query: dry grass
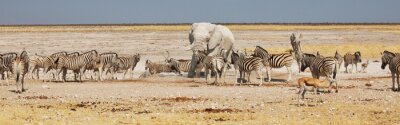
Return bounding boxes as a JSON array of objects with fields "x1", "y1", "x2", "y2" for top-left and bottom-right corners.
[
  {"x1": 244, "y1": 44, "x2": 400, "y2": 58},
  {"x1": 1, "y1": 24, "x2": 400, "y2": 33}
]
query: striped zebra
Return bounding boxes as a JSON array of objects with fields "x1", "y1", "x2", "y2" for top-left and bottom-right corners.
[
  {"x1": 0, "y1": 58, "x2": 6, "y2": 86},
  {"x1": 114, "y1": 53, "x2": 141, "y2": 79},
  {"x1": 29, "y1": 54, "x2": 47, "y2": 79},
  {"x1": 201, "y1": 49, "x2": 228, "y2": 85},
  {"x1": 380, "y1": 50, "x2": 400, "y2": 91},
  {"x1": 12, "y1": 51, "x2": 29, "y2": 93},
  {"x1": 0, "y1": 52, "x2": 18, "y2": 85},
  {"x1": 290, "y1": 33, "x2": 303, "y2": 73},
  {"x1": 252, "y1": 46, "x2": 293, "y2": 82},
  {"x1": 232, "y1": 51, "x2": 268, "y2": 86},
  {"x1": 98, "y1": 53, "x2": 119, "y2": 81},
  {"x1": 145, "y1": 60, "x2": 178, "y2": 75},
  {"x1": 167, "y1": 59, "x2": 191, "y2": 75},
  {"x1": 67, "y1": 52, "x2": 80, "y2": 57},
  {"x1": 334, "y1": 51, "x2": 343, "y2": 70},
  {"x1": 300, "y1": 54, "x2": 339, "y2": 93},
  {"x1": 55, "y1": 50, "x2": 99, "y2": 82},
  {"x1": 343, "y1": 51, "x2": 362, "y2": 73}
]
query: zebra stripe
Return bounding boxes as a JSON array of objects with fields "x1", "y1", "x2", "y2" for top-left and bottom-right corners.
[
  {"x1": 98, "y1": 52, "x2": 118, "y2": 80},
  {"x1": 55, "y1": 50, "x2": 98, "y2": 82},
  {"x1": 145, "y1": 60, "x2": 178, "y2": 75},
  {"x1": 252, "y1": 46, "x2": 293, "y2": 81},
  {"x1": 12, "y1": 50, "x2": 29, "y2": 93},
  {"x1": 232, "y1": 51, "x2": 267, "y2": 86},
  {"x1": 115, "y1": 54, "x2": 141, "y2": 79},
  {"x1": 168, "y1": 59, "x2": 191, "y2": 75},
  {"x1": 381, "y1": 50, "x2": 400, "y2": 91},
  {"x1": 334, "y1": 51, "x2": 343, "y2": 70},
  {"x1": 343, "y1": 51, "x2": 362, "y2": 73},
  {"x1": 301, "y1": 54, "x2": 339, "y2": 93}
]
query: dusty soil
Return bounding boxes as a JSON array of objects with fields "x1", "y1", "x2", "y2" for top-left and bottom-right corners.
[{"x1": 0, "y1": 30, "x2": 400, "y2": 124}]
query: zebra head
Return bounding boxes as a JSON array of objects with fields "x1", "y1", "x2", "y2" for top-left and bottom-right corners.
[
  {"x1": 134, "y1": 53, "x2": 141, "y2": 63},
  {"x1": 381, "y1": 51, "x2": 395, "y2": 69},
  {"x1": 354, "y1": 51, "x2": 362, "y2": 63},
  {"x1": 290, "y1": 33, "x2": 302, "y2": 53}
]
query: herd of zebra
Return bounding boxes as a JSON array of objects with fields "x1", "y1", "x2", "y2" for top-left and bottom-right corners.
[
  {"x1": 144, "y1": 33, "x2": 400, "y2": 93},
  {"x1": 1, "y1": 33, "x2": 400, "y2": 94},
  {"x1": 0, "y1": 50, "x2": 141, "y2": 93}
]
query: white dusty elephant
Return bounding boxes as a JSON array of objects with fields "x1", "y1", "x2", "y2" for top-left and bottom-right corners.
[{"x1": 187, "y1": 22, "x2": 235, "y2": 78}]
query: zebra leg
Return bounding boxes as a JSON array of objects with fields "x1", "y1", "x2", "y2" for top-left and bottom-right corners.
[
  {"x1": 214, "y1": 70, "x2": 219, "y2": 86},
  {"x1": 267, "y1": 68, "x2": 272, "y2": 82},
  {"x1": 5, "y1": 72, "x2": 9, "y2": 86},
  {"x1": 257, "y1": 69, "x2": 264, "y2": 86},
  {"x1": 247, "y1": 72, "x2": 251, "y2": 84},
  {"x1": 286, "y1": 66, "x2": 292, "y2": 82},
  {"x1": 397, "y1": 74, "x2": 400, "y2": 91},
  {"x1": 205, "y1": 69, "x2": 210, "y2": 84},
  {"x1": 62, "y1": 69, "x2": 67, "y2": 82},
  {"x1": 221, "y1": 64, "x2": 227, "y2": 84},
  {"x1": 15, "y1": 74, "x2": 20, "y2": 93},
  {"x1": 21, "y1": 75, "x2": 25, "y2": 92},
  {"x1": 234, "y1": 69, "x2": 239, "y2": 86},
  {"x1": 392, "y1": 73, "x2": 396, "y2": 91},
  {"x1": 123, "y1": 70, "x2": 128, "y2": 79},
  {"x1": 355, "y1": 64, "x2": 358, "y2": 73}
]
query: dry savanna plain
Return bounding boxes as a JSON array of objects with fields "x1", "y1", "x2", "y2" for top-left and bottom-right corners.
[{"x1": 1, "y1": 24, "x2": 400, "y2": 124}]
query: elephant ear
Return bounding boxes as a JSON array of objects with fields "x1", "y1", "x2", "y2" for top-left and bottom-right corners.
[{"x1": 207, "y1": 31, "x2": 223, "y2": 50}]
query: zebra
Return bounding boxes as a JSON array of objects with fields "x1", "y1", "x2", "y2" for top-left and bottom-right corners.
[
  {"x1": 252, "y1": 46, "x2": 293, "y2": 82},
  {"x1": 41, "y1": 52, "x2": 69, "y2": 81},
  {"x1": 232, "y1": 51, "x2": 268, "y2": 86},
  {"x1": 114, "y1": 53, "x2": 141, "y2": 79},
  {"x1": 29, "y1": 54, "x2": 47, "y2": 79},
  {"x1": 167, "y1": 59, "x2": 191, "y2": 75},
  {"x1": 0, "y1": 52, "x2": 18, "y2": 85},
  {"x1": 0, "y1": 58, "x2": 6, "y2": 86},
  {"x1": 334, "y1": 51, "x2": 343, "y2": 70},
  {"x1": 290, "y1": 33, "x2": 303, "y2": 73},
  {"x1": 97, "y1": 52, "x2": 119, "y2": 81},
  {"x1": 12, "y1": 51, "x2": 29, "y2": 93},
  {"x1": 300, "y1": 54, "x2": 339, "y2": 93},
  {"x1": 380, "y1": 50, "x2": 400, "y2": 91},
  {"x1": 201, "y1": 49, "x2": 228, "y2": 85},
  {"x1": 67, "y1": 52, "x2": 80, "y2": 57},
  {"x1": 55, "y1": 50, "x2": 99, "y2": 82},
  {"x1": 145, "y1": 60, "x2": 178, "y2": 75},
  {"x1": 343, "y1": 51, "x2": 362, "y2": 73}
]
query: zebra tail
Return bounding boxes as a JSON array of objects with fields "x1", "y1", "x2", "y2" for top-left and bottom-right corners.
[{"x1": 333, "y1": 60, "x2": 339, "y2": 80}]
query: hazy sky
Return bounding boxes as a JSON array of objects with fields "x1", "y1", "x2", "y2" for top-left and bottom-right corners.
[{"x1": 1, "y1": 0, "x2": 399, "y2": 24}]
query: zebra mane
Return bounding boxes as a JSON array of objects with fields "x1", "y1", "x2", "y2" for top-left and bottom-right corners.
[
  {"x1": 67, "y1": 52, "x2": 80, "y2": 56},
  {"x1": 255, "y1": 46, "x2": 269, "y2": 54},
  {"x1": 52, "y1": 51, "x2": 67, "y2": 55},
  {"x1": 384, "y1": 50, "x2": 395, "y2": 57},
  {"x1": 82, "y1": 50, "x2": 98, "y2": 55},
  {"x1": 35, "y1": 53, "x2": 47, "y2": 58},
  {"x1": 100, "y1": 52, "x2": 118, "y2": 57},
  {"x1": 1, "y1": 52, "x2": 18, "y2": 56},
  {"x1": 303, "y1": 53, "x2": 317, "y2": 58}
]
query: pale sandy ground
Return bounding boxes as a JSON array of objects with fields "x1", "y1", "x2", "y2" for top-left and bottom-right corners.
[{"x1": 0, "y1": 30, "x2": 400, "y2": 124}]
